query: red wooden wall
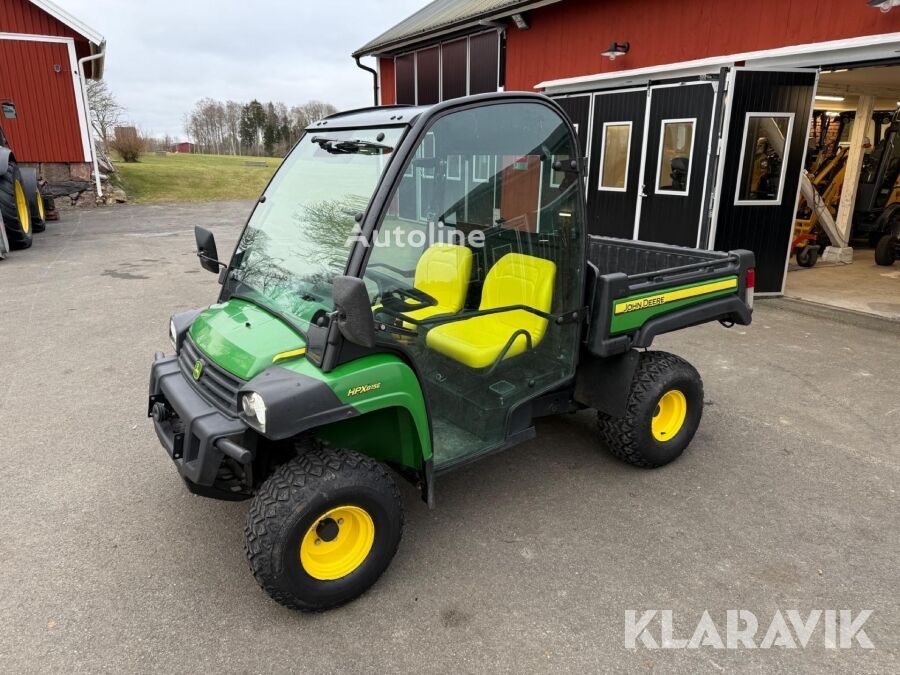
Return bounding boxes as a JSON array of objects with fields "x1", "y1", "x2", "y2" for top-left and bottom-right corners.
[
  {"x1": 379, "y1": 58, "x2": 396, "y2": 105},
  {"x1": 0, "y1": 0, "x2": 93, "y2": 64},
  {"x1": 506, "y1": 0, "x2": 900, "y2": 92},
  {"x1": 0, "y1": 0, "x2": 94, "y2": 163},
  {"x1": 0, "y1": 39, "x2": 85, "y2": 162}
]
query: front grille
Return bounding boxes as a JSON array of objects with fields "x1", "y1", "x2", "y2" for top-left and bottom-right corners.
[{"x1": 178, "y1": 336, "x2": 244, "y2": 414}]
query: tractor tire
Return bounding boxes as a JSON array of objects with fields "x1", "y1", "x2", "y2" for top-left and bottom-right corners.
[
  {"x1": 19, "y1": 167, "x2": 46, "y2": 233},
  {"x1": 597, "y1": 351, "x2": 704, "y2": 468},
  {"x1": 796, "y1": 245, "x2": 819, "y2": 268},
  {"x1": 244, "y1": 443, "x2": 403, "y2": 612},
  {"x1": 0, "y1": 161, "x2": 33, "y2": 249},
  {"x1": 874, "y1": 235, "x2": 897, "y2": 267}
]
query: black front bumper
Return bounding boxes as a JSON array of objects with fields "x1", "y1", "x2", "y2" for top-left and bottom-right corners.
[{"x1": 148, "y1": 354, "x2": 249, "y2": 497}]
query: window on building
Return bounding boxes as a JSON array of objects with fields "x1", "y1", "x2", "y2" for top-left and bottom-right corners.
[
  {"x1": 735, "y1": 113, "x2": 794, "y2": 204},
  {"x1": 598, "y1": 122, "x2": 632, "y2": 191},
  {"x1": 469, "y1": 32, "x2": 499, "y2": 95},
  {"x1": 472, "y1": 155, "x2": 493, "y2": 183},
  {"x1": 395, "y1": 53, "x2": 416, "y2": 105},
  {"x1": 394, "y1": 31, "x2": 500, "y2": 105},
  {"x1": 656, "y1": 119, "x2": 695, "y2": 195},
  {"x1": 447, "y1": 154, "x2": 462, "y2": 180},
  {"x1": 416, "y1": 46, "x2": 440, "y2": 105},
  {"x1": 442, "y1": 38, "x2": 467, "y2": 101}
]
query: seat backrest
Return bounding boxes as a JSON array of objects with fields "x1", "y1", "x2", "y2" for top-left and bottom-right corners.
[
  {"x1": 480, "y1": 253, "x2": 556, "y2": 335},
  {"x1": 414, "y1": 243, "x2": 473, "y2": 311}
]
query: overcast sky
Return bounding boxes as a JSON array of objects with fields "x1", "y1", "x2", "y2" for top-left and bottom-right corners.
[{"x1": 58, "y1": 0, "x2": 427, "y2": 138}]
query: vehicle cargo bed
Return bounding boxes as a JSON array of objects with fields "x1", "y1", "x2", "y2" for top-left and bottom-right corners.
[
  {"x1": 584, "y1": 236, "x2": 755, "y2": 357},
  {"x1": 587, "y1": 236, "x2": 729, "y2": 277}
]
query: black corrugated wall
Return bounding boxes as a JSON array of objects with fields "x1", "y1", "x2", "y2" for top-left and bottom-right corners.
[{"x1": 714, "y1": 70, "x2": 816, "y2": 293}]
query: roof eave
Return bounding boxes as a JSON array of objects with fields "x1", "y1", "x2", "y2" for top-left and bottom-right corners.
[
  {"x1": 89, "y1": 40, "x2": 106, "y2": 80},
  {"x1": 352, "y1": 0, "x2": 562, "y2": 58},
  {"x1": 28, "y1": 0, "x2": 106, "y2": 48}
]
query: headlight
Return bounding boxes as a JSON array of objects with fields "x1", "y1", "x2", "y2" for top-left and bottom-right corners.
[
  {"x1": 169, "y1": 319, "x2": 177, "y2": 348},
  {"x1": 241, "y1": 392, "x2": 267, "y2": 431}
]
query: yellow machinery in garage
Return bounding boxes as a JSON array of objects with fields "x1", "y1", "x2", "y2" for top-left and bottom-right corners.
[{"x1": 793, "y1": 147, "x2": 848, "y2": 267}]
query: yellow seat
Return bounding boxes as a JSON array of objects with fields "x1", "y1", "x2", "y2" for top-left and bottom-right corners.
[
  {"x1": 401, "y1": 243, "x2": 473, "y2": 325},
  {"x1": 426, "y1": 253, "x2": 556, "y2": 368}
]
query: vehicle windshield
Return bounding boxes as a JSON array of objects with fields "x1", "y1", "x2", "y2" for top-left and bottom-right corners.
[{"x1": 227, "y1": 126, "x2": 405, "y2": 331}]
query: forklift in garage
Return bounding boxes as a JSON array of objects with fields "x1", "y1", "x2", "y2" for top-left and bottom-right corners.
[
  {"x1": 148, "y1": 93, "x2": 755, "y2": 611},
  {"x1": 855, "y1": 107, "x2": 900, "y2": 266}
]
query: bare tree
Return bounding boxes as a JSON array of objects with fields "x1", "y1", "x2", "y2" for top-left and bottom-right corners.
[
  {"x1": 297, "y1": 100, "x2": 338, "y2": 125},
  {"x1": 182, "y1": 98, "x2": 339, "y2": 157},
  {"x1": 86, "y1": 80, "x2": 125, "y2": 150},
  {"x1": 224, "y1": 101, "x2": 243, "y2": 155}
]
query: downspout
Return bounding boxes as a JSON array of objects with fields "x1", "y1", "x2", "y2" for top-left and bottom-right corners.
[
  {"x1": 77, "y1": 41, "x2": 106, "y2": 199},
  {"x1": 355, "y1": 56, "x2": 379, "y2": 106}
]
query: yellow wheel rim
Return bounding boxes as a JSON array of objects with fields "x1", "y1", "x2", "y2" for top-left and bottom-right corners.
[
  {"x1": 652, "y1": 389, "x2": 687, "y2": 442},
  {"x1": 300, "y1": 505, "x2": 375, "y2": 581},
  {"x1": 36, "y1": 191, "x2": 45, "y2": 221},
  {"x1": 14, "y1": 180, "x2": 31, "y2": 234}
]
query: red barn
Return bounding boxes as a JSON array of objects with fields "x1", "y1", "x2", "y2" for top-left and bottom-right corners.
[
  {"x1": 0, "y1": 0, "x2": 105, "y2": 196},
  {"x1": 355, "y1": 0, "x2": 900, "y2": 293},
  {"x1": 170, "y1": 142, "x2": 195, "y2": 154}
]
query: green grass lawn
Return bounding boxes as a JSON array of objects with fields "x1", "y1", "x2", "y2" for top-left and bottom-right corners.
[{"x1": 114, "y1": 152, "x2": 283, "y2": 204}]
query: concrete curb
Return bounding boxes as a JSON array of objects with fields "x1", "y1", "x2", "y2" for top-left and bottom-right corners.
[{"x1": 762, "y1": 296, "x2": 900, "y2": 334}]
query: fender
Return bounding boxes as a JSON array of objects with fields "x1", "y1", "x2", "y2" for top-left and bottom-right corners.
[
  {"x1": 0, "y1": 147, "x2": 14, "y2": 176},
  {"x1": 251, "y1": 353, "x2": 432, "y2": 473}
]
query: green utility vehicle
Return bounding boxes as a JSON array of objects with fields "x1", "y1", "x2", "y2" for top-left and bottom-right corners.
[{"x1": 149, "y1": 93, "x2": 755, "y2": 611}]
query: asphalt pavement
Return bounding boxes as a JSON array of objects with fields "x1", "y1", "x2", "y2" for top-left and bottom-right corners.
[{"x1": 0, "y1": 201, "x2": 897, "y2": 673}]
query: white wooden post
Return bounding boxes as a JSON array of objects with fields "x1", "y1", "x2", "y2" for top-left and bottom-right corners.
[{"x1": 824, "y1": 94, "x2": 875, "y2": 263}]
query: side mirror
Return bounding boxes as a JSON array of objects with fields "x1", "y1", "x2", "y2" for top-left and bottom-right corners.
[
  {"x1": 332, "y1": 276, "x2": 375, "y2": 348},
  {"x1": 195, "y1": 226, "x2": 222, "y2": 274}
]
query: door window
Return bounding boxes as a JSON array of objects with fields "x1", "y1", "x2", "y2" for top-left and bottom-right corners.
[
  {"x1": 735, "y1": 113, "x2": 794, "y2": 204},
  {"x1": 656, "y1": 119, "x2": 696, "y2": 195},
  {"x1": 599, "y1": 122, "x2": 632, "y2": 191},
  {"x1": 363, "y1": 102, "x2": 584, "y2": 466}
]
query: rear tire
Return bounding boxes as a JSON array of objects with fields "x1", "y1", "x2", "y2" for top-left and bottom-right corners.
[
  {"x1": 796, "y1": 245, "x2": 818, "y2": 268},
  {"x1": 19, "y1": 167, "x2": 46, "y2": 233},
  {"x1": 0, "y1": 162, "x2": 33, "y2": 249},
  {"x1": 597, "y1": 351, "x2": 704, "y2": 468},
  {"x1": 244, "y1": 443, "x2": 403, "y2": 611},
  {"x1": 874, "y1": 234, "x2": 897, "y2": 267}
]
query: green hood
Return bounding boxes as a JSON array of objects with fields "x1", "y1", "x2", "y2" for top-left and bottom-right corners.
[{"x1": 189, "y1": 299, "x2": 307, "y2": 380}]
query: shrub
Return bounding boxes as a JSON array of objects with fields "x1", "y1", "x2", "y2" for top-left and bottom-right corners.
[{"x1": 111, "y1": 127, "x2": 146, "y2": 163}]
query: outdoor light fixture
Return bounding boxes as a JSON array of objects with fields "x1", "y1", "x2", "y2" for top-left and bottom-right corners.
[
  {"x1": 815, "y1": 95, "x2": 845, "y2": 102},
  {"x1": 602, "y1": 42, "x2": 630, "y2": 60},
  {"x1": 511, "y1": 13, "x2": 529, "y2": 30},
  {"x1": 868, "y1": 0, "x2": 900, "y2": 13}
]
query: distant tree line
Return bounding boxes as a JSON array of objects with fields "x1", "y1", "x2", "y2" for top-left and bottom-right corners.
[{"x1": 182, "y1": 98, "x2": 338, "y2": 157}]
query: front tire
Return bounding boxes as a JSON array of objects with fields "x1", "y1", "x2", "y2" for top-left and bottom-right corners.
[
  {"x1": 796, "y1": 245, "x2": 818, "y2": 268},
  {"x1": 244, "y1": 444, "x2": 403, "y2": 612},
  {"x1": 0, "y1": 162, "x2": 33, "y2": 249},
  {"x1": 874, "y1": 234, "x2": 897, "y2": 267},
  {"x1": 597, "y1": 351, "x2": 704, "y2": 468},
  {"x1": 20, "y1": 168, "x2": 46, "y2": 233}
]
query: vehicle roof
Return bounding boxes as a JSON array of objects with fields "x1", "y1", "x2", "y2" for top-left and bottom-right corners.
[
  {"x1": 307, "y1": 104, "x2": 430, "y2": 131},
  {"x1": 307, "y1": 92, "x2": 562, "y2": 132}
]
